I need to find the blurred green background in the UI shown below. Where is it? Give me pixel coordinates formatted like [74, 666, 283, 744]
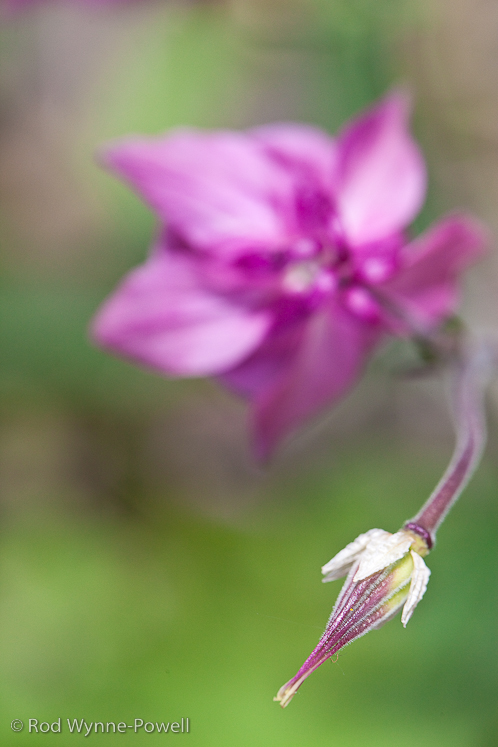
[1, 1, 498, 745]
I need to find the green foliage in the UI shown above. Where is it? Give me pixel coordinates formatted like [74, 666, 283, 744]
[0, 3, 494, 745]
[0, 445, 496, 745]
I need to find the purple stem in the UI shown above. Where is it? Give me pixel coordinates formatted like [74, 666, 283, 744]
[405, 343, 490, 544]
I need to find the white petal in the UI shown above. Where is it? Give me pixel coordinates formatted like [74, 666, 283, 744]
[401, 550, 431, 627]
[353, 530, 413, 582]
[321, 528, 389, 582]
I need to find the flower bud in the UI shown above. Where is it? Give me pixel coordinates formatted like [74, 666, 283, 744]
[274, 527, 430, 707]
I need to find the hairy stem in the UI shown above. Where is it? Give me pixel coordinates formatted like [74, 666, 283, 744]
[405, 341, 491, 544]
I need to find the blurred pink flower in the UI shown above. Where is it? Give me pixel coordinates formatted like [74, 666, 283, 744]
[92, 93, 486, 458]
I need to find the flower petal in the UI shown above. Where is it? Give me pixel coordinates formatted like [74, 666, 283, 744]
[401, 550, 431, 627]
[321, 529, 390, 582]
[101, 130, 296, 255]
[378, 213, 488, 331]
[247, 301, 380, 459]
[336, 92, 426, 246]
[353, 531, 413, 582]
[252, 124, 337, 235]
[90, 246, 271, 377]
[218, 317, 303, 401]
[252, 122, 336, 190]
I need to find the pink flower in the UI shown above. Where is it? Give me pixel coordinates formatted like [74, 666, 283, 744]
[91, 93, 486, 458]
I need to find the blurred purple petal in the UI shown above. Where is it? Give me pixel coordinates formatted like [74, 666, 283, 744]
[220, 311, 312, 402]
[101, 131, 296, 255]
[378, 213, 488, 331]
[336, 92, 426, 246]
[91, 247, 271, 376]
[250, 303, 380, 460]
[252, 122, 336, 190]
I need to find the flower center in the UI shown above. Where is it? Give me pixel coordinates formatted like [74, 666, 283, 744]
[280, 238, 383, 322]
[282, 260, 335, 295]
[281, 238, 341, 297]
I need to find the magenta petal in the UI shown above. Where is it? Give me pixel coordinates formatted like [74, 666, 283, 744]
[336, 92, 426, 246]
[101, 131, 295, 255]
[252, 123, 336, 189]
[90, 249, 271, 377]
[378, 213, 488, 330]
[219, 321, 303, 401]
[248, 303, 380, 459]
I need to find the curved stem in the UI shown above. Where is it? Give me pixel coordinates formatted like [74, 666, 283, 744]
[405, 341, 491, 544]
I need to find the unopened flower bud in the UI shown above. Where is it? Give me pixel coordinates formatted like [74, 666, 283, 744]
[274, 527, 431, 708]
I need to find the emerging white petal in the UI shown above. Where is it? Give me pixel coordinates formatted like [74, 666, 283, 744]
[401, 550, 431, 627]
[354, 530, 413, 582]
[321, 528, 389, 582]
